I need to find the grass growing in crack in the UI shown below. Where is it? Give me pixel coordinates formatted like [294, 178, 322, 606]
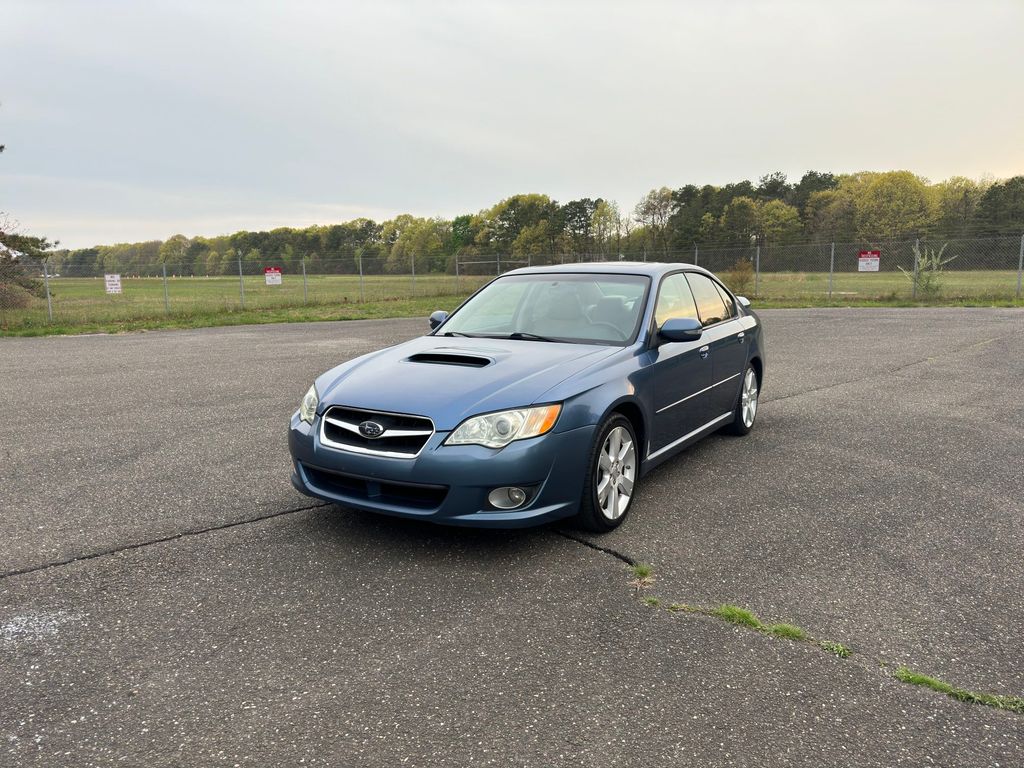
[768, 623, 807, 641]
[612, 564, 1024, 717]
[630, 563, 653, 580]
[819, 640, 852, 658]
[894, 667, 1024, 714]
[710, 604, 763, 629]
[629, 563, 654, 590]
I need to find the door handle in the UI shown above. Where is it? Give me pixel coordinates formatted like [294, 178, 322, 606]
[699, 345, 710, 359]
[737, 332, 745, 343]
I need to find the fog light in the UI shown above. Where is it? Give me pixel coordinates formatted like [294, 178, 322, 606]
[488, 487, 527, 510]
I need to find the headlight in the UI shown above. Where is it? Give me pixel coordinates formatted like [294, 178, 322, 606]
[299, 384, 319, 424]
[445, 404, 561, 449]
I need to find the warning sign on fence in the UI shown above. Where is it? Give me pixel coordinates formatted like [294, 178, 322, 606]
[858, 250, 881, 272]
[104, 274, 122, 294]
[264, 266, 282, 285]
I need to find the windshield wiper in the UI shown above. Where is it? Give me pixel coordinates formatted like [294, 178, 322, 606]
[440, 331, 477, 337]
[505, 331, 564, 343]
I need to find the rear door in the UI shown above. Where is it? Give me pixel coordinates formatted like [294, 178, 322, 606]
[648, 273, 715, 453]
[684, 272, 748, 414]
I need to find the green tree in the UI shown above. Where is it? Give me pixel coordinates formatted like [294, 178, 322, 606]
[590, 200, 621, 258]
[758, 200, 802, 243]
[483, 194, 560, 253]
[847, 171, 934, 239]
[511, 221, 554, 260]
[931, 176, 987, 236]
[803, 190, 856, 241]
[203, 250, 221, 276]
[792, 171, 838, 214]
[243, 248, 262, 274]
[561, 198, 601, 259]
[756, 171, 792, 203]
[719, 196, 759, 244]
[451, 214, 475, 254]
[975, 176, 1024, 234]
[634, 187, 673, 256]
[1, 214, 54, 306]
[158, 234, 190, 268]
[384, 216, 449, 273]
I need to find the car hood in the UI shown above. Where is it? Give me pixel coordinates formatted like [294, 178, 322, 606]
[316, 335, 618, 430]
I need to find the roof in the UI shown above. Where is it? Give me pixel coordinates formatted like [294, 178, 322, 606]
[504, 261, 709, 278]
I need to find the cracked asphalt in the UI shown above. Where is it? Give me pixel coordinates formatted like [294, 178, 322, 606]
[1, 309, 1022, 766]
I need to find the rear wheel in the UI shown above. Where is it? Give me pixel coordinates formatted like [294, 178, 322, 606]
[576, 414, 638, 532]
[724, 364, 759, 435]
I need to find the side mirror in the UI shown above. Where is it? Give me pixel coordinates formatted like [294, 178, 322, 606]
[736, 296, 751, 308]
[658, 317, 703, 343]
[428, 310, 448, 330]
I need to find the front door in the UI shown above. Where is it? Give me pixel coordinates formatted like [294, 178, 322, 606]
[648, 273, 716, 454]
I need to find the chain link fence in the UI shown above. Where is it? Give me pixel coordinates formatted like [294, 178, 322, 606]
[492, 235, 1024, 303]
[2, 235, 1022, 331]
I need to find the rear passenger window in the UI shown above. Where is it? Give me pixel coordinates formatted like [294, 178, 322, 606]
[685, 273, 729, 327]
[654, 274, 699, 327]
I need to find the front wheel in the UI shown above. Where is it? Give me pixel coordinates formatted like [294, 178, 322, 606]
[724, 364, 759, 436]
[575, 414, 639, 532]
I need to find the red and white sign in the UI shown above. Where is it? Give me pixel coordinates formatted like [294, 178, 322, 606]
[858, 250, 881, 272]
[264, 266, 282, 285]
[104, 273, 122, 294]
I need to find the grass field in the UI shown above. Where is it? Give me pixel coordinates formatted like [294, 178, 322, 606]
[1, 270, 1021, 336]
[0, 274, 490, 334]
[748, 269, 1021, 300]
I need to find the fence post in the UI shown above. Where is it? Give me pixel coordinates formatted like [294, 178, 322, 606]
[411, 254, 416, 295]
[828, 242, 835, 301]
[237, 255, 245, 308]
[455, 255, 461, 293]
[754, 245, 760, 297]
[497, 253, 501, 275]
[162, 262, 170, 314]
[43, 261, 53, 323]
[1017, 233, 1023, 300]
[302, 257, 308, 304]
[693, 244, 698, 266]
[358, 253, 365, 302]
[911, 239, 919, 300]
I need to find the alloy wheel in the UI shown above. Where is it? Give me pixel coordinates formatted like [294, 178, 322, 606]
[741, 368, 758, 428]
[596, 425, 636, 520]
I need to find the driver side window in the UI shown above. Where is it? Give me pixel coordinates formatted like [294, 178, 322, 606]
[654, 274, 699, 327]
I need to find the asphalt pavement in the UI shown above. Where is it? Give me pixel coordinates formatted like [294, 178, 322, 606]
[1, 309, 1022, 766]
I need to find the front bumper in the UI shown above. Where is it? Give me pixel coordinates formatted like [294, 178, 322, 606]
[288, 412, 596, 528]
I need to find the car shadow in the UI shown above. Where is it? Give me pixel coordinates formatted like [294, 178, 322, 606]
[299, 502, 564, 564]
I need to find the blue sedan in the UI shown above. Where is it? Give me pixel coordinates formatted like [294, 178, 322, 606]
[289, 262, 764, 531]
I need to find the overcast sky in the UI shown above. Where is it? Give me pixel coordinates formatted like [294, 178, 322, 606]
[3, 0, 1023, 248]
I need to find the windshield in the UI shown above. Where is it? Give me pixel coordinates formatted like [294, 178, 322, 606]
[438, 273, 650, 345]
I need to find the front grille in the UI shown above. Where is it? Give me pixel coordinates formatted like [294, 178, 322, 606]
[320, 405, 434, 458]
[304, 465, 448, 510]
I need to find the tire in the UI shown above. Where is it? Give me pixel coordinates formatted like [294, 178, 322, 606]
[724, 364, 759, 436]
[575, 414, 639, 532]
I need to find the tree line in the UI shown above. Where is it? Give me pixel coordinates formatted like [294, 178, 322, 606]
[41, 171, 1024, 276]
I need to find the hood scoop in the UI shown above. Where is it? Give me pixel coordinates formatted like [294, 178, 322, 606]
[406, 351, 492, 368]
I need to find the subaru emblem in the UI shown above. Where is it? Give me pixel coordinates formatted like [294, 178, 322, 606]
[358, 420, 385, 439]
